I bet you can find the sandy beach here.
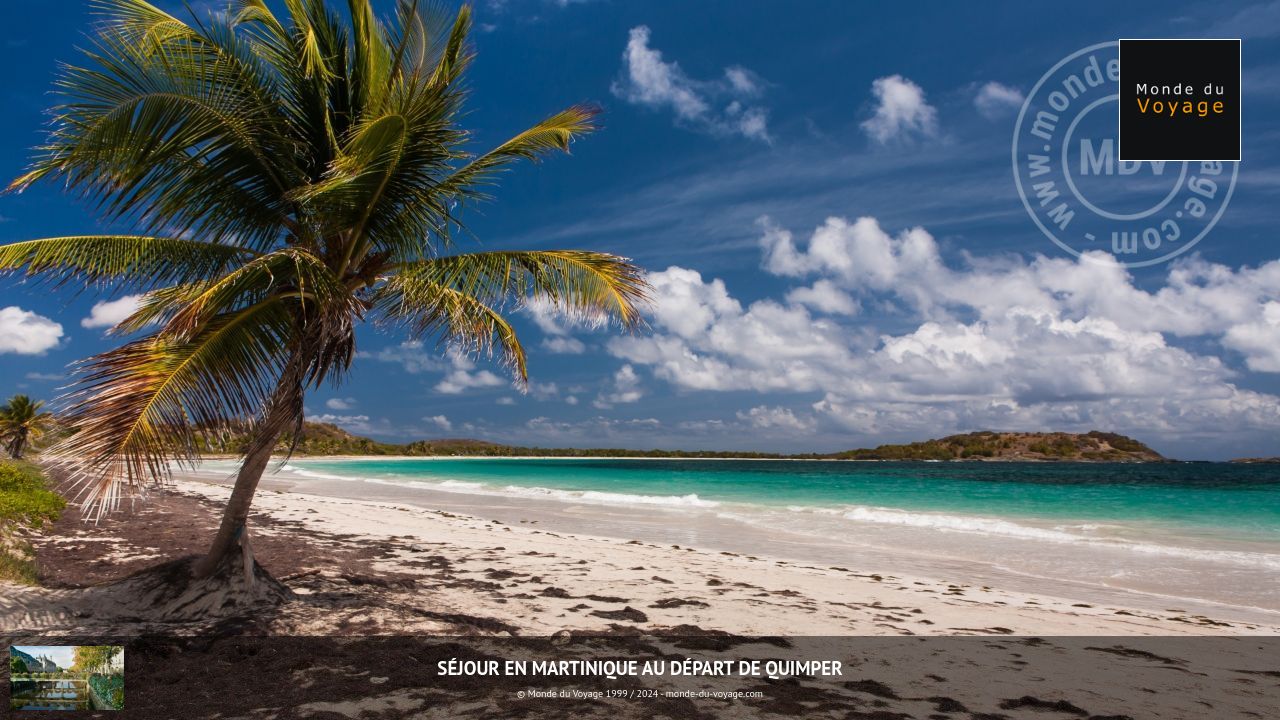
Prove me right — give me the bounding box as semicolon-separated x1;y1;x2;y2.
4;467;1280;719
5;466;1276;637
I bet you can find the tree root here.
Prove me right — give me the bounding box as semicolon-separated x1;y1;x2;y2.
108;549;293;623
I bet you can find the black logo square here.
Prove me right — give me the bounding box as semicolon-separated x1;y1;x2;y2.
1119;39;1240;161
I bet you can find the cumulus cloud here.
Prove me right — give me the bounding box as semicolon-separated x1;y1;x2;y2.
608;266;853;393
522;415;663;444
366;341;508;394
608;217;1280;448
307;413;373;432
364;340;445;374
425;414;453;432
0;306;64;355
594;364;645;408
861;75;938;143
736;405;816;431
785;279;859;315
81;294;143;329
543;336;586;354
612;25;771;141
325;397;356;410
525;297;596;354
974;81;1024;119
435;351;506;394
1222;302;1280;371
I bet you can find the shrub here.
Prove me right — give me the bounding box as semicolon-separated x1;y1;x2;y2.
0;461;64;583
0;461;65;528
89;673;125;710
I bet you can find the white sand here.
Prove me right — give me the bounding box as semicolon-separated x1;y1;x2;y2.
181;474;1280;636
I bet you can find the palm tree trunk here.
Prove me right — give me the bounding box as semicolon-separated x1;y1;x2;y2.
191;349;307;579
11;431;26;459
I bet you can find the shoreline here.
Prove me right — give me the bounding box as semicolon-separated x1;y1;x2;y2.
7;465;1275;637
170;468;1280;634
230;458;1280;617
199;453;1190;463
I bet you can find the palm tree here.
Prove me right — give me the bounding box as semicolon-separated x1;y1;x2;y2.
0;395;55;459
0;0;647;582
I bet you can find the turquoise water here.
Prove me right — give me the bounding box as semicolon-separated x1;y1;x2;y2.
287;458;1280;545
241;457;1280;611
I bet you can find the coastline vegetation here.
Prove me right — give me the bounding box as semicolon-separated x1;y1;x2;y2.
0;460;65;583
200;422;1166;462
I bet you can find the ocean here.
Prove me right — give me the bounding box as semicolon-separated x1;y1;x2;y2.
214;457;1280;616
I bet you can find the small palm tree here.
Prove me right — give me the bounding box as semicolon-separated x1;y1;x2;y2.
0;0;647;582
0;395;55;459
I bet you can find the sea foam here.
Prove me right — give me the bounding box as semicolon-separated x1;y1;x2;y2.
783;504;1280;570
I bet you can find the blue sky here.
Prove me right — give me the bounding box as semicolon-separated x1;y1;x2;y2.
3;1;1280;459
12;645;75;669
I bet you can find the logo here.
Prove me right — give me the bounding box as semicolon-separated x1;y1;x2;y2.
1119;39;1241;161
1013;42;1238;268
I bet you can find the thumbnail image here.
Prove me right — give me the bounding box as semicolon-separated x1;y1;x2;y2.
9;645;123;711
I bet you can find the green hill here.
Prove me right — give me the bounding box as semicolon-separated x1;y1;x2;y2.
833;431;1163;462
197;424;1163;462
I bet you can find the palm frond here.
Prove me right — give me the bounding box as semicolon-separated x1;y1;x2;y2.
0;235;256;292
153;247;353;340
11;1;301;248
377;281;527;381
51;299;299;517
374;250;648;382
390;250;648;324
438;104;600;199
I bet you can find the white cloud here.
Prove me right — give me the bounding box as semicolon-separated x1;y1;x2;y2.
530;382;560;401
364;340;445;374
736;405;816;431
612;26;771;142
543;336;586;354
25;371;64;381
496;396;517;406
1222;301;1280;371
325;397;356;411
0;306;64;355
366;342;508;394
974;81;1024;119
435;350;506;394
525;297;596;354
523;415;663;443
861;75;938;143
81;294;143;329
593;364;645;408
608;217;1280;449
608;266;853;393
425;414;453;432
308;413;372;431
724;66;762;96
305;412;431;439
785;279;858;315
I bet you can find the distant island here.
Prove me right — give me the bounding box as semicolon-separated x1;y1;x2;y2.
197;425;1166;462
832;430;1164;462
